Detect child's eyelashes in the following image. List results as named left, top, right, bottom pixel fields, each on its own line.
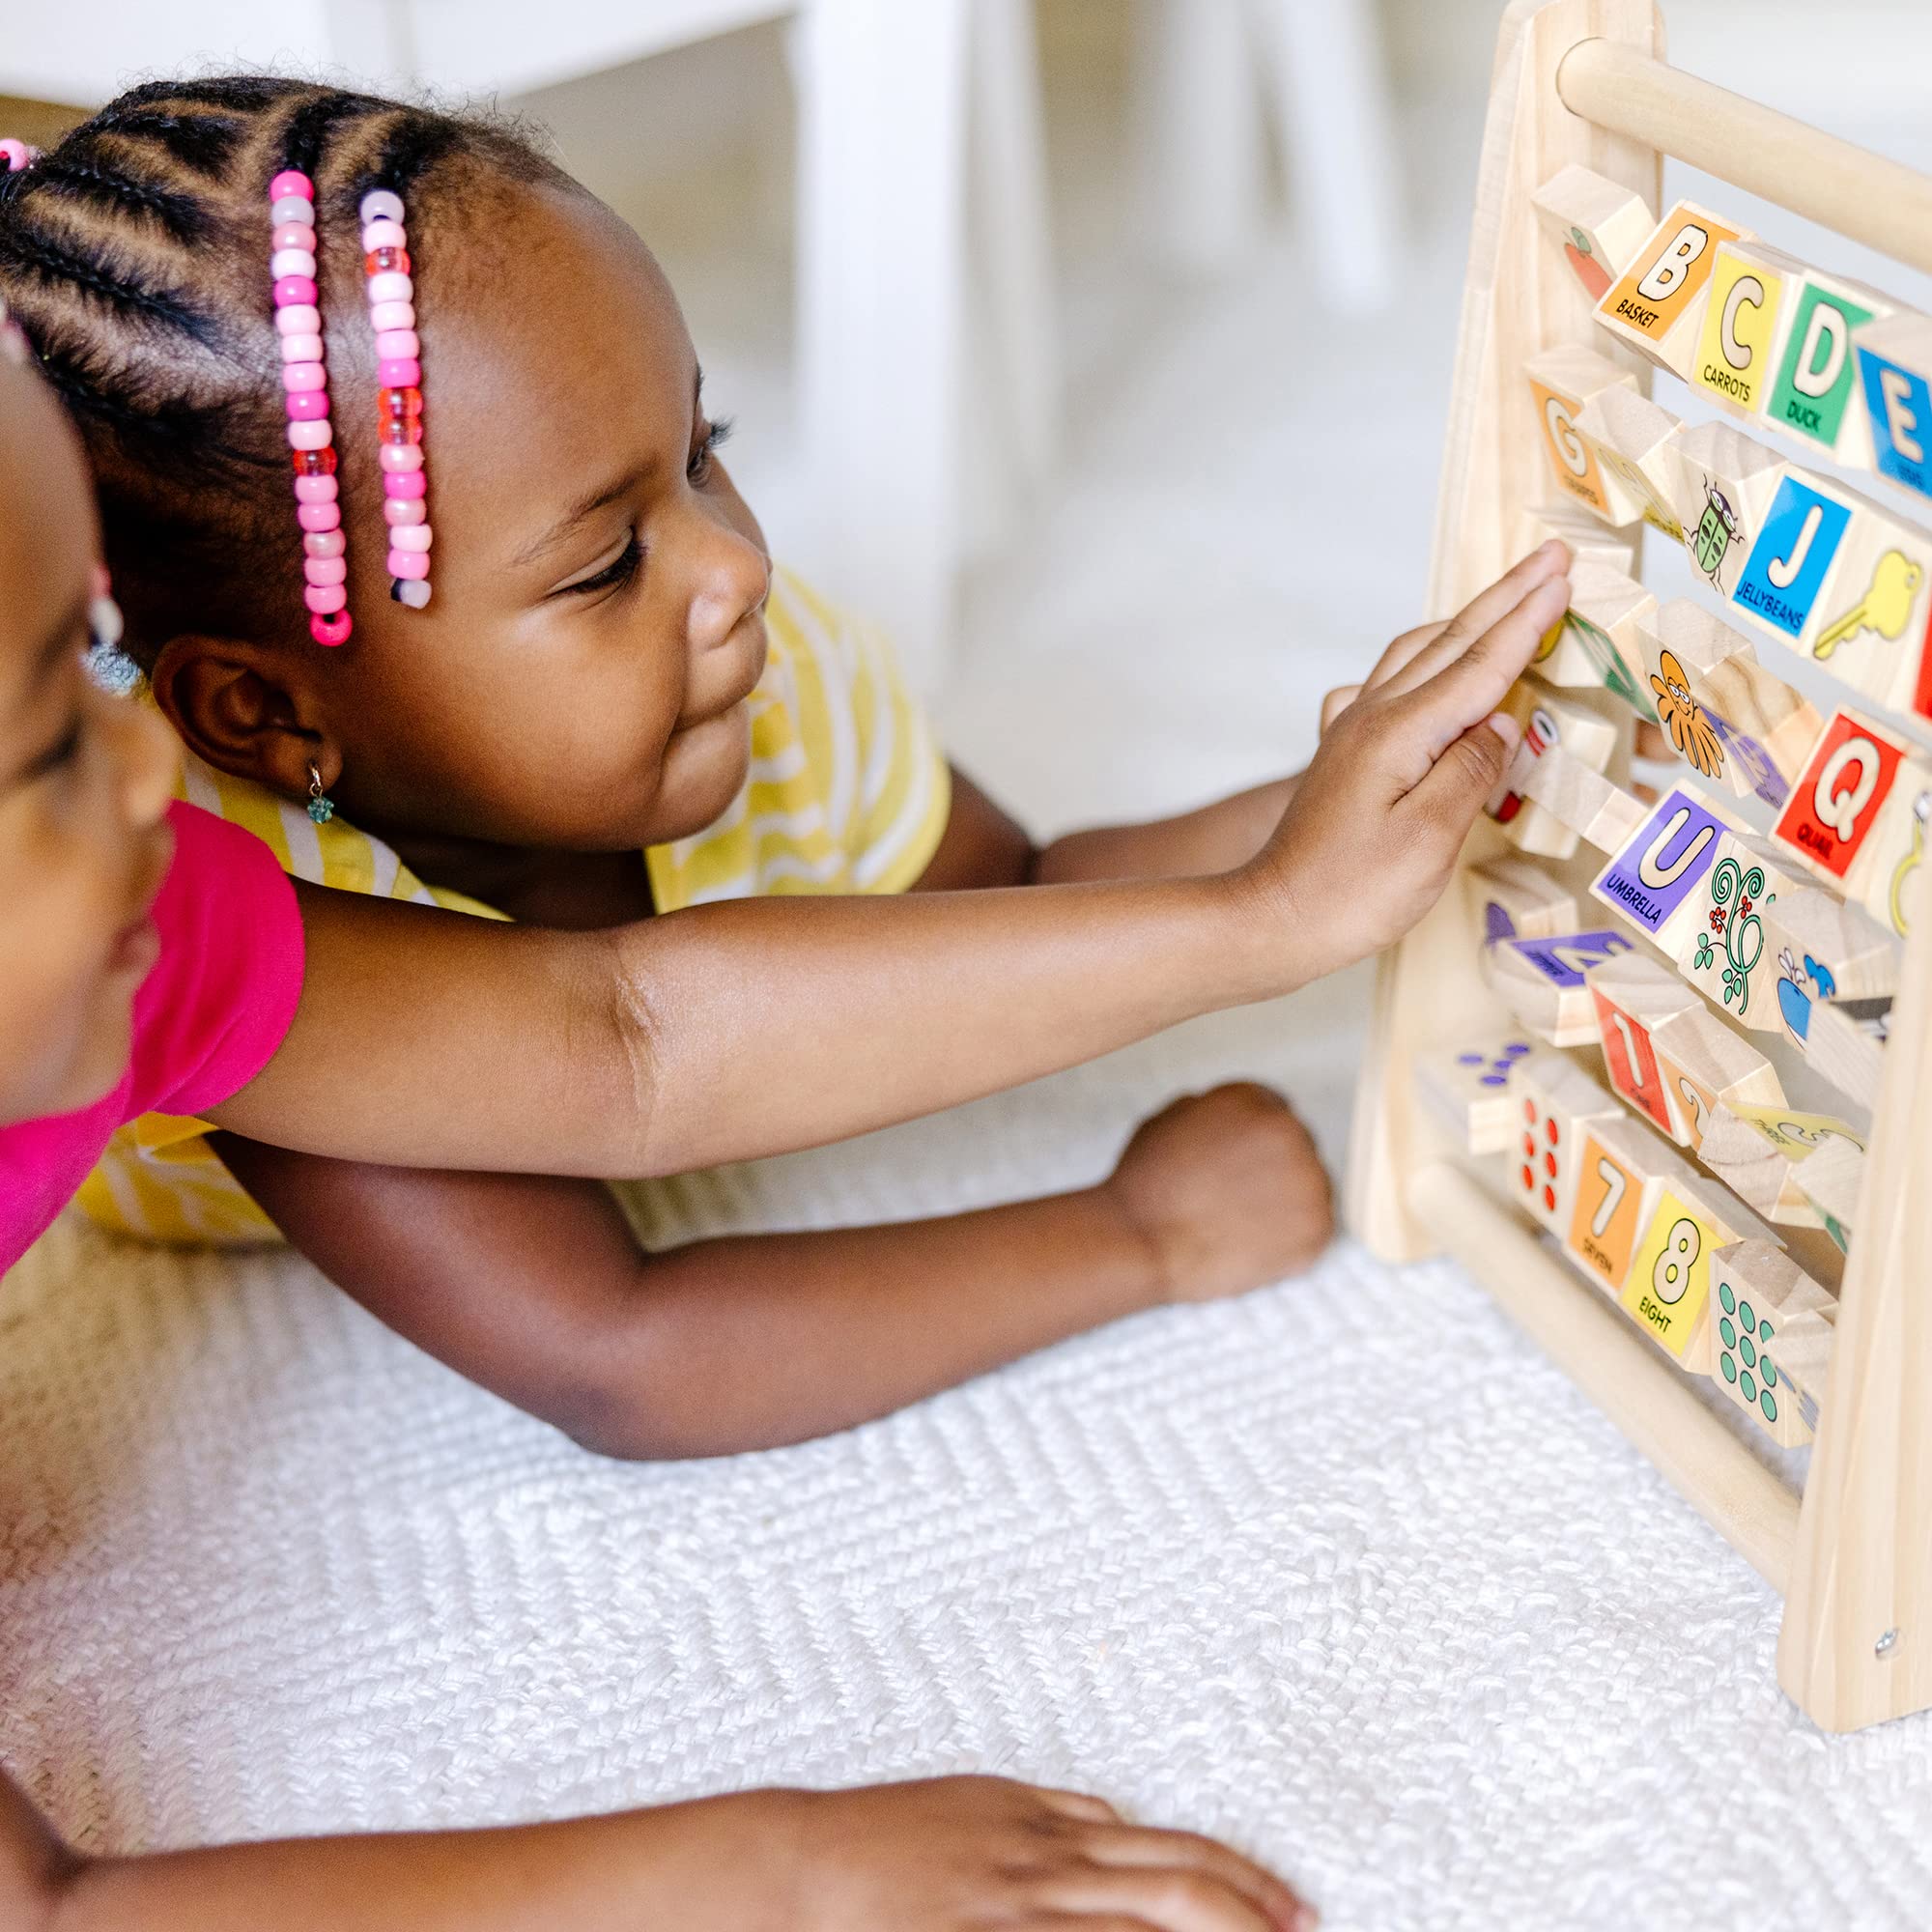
left=23, top=717, right=83, bottom=782
left=560, top=532, right=645, bottom=601
left=689, top=415, right=733, bottom=485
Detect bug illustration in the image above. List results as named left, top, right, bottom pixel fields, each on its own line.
left=1692, top=478, right=1741, bottom=584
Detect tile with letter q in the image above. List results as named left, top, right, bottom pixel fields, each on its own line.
left=1771, top=705, right=1911, bottom=884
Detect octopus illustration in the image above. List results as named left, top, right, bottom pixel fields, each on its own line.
left=1648, top=649, right=1725, bottom=780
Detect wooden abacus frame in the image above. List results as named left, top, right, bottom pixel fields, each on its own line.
left=1349, top=0, right=1932, bottom=1734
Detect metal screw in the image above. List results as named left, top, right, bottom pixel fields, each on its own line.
left=1876, top=1629, right=1900, bottom=1660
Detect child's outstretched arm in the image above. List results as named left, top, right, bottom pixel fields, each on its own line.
left=3, top=1761, right=1313, bottom=1931
left=206, top=545, right=1567, bottom=1180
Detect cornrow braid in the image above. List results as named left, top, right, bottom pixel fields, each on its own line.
left=0, top=75, right=572, bottom=666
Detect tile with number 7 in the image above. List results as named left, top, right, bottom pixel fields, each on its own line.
left=1565, top=1118, right=1659, bottom=1293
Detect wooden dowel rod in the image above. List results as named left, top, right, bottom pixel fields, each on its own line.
left=1556, top=39, right=1932, bottom=277
left=1406, top=1161, right=1799, bottom=1592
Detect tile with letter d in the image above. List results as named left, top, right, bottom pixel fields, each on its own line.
left=1767, top=271, right=1889, bottom=467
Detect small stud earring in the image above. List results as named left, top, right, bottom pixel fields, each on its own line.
left=307, top=764, right=335, bottom=825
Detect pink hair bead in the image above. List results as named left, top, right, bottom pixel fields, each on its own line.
left=366, top=270, right=412, bottom=304
left=303, top=582, right=348, bottom=614
left=287, top=417, right=332, bottom=450
left=361, top=184, right=434, bottom=607
left=310, top=610, right=353, bottom=646
left=270, top=169, right=313, bottom=202
left=302, top=529, right=345, bottom=556
left=384, top=497, right=426, bottom=526
left=369, top=299, right=414, bottom=332
left=1, top=138, right=37, bottom=172
left=297, top=500, right=342, bottom=532
left=376, top=356, right=420, bottom=386
left=303, top=555, right=348, bottom=586
left=270, top=247, right=317, bottom=280
left=373, top=327, right=419, bottom=359
left=275, top=304, right=322, bottom=336
left=387, top=549, right=430, bottom=581
left=282, top=361, right=327, bottom=392
left=270, top=194, right=315, bottom=228
left=285, top=388, right=329, bottom=421
left=272, top=274, right=318, bottom=307
left=359, top=188, right=404, bottom=223
left=294, top=474, right=339, bottom=504
left=271, top=221, right=314, bottom=251
left=361, top=218, right=407, bottom=251
left=393, top=579, right=432, bottom=611
left=279, top=331, right=324, bottom=363
left=378, top=442, right=424, bottom=473
left=389, top=524, right=433, bottom=553
left=384, top=469, right=426, bottom=500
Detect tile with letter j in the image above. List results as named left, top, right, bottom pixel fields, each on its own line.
left=1731, top=473, right=1852, bottom=645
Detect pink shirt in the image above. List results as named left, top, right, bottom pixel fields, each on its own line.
left=1, top=803, right=305, bottom=1270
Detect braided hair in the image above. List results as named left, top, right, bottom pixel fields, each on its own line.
left=0, top=77, right=569, bottom=662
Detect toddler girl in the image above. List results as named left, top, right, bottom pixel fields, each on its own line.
left=0, top=262, right=1568, bottom=1932
left=0, top=80, right=1395, bottom=1459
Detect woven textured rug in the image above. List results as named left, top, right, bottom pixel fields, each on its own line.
left=4, top=999, right=1930, bottom=1932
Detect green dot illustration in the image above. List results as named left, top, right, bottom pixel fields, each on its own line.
left=1761, top=1390, right=1778, bottom=1424
left=1741, top=1333, right=1757, bottom=1371
left=1721, top=1353, right=1739, bottom=1384
left=1719, top=1281, right=1736, bottom=1316
left=1719, top=1316, right=1737, bottom=1350
left=1741, top=1369, right=1757, bottom=1403
left=1761, top=1356, right=1777, bottom=1388
left=1739, top=1299, right=1755, bottom=1330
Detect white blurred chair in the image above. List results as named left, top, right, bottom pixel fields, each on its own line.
left=1, top=0, right=1061, bottom=692
left=1132, top=0, right=1401, bottom=311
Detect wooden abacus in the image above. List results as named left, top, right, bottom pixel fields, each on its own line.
left=1350, top=0, right=1932, bottom=1733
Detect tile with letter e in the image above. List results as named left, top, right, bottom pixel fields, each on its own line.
left=1856, top=311, right=1932, bottom=504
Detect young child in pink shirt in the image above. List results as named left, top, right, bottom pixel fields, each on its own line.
left=0, top=270, right=1565, bottom=1924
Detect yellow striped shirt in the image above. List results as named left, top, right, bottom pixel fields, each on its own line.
left=77, top=569, right=952, bottom=1244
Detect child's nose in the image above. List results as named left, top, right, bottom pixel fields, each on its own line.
left=687, top=529, right=771, bottom=652
left=108, top=697, right=180, bottom=831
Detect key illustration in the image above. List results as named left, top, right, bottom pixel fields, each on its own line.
left=1814, top=548, right=1924, bottom=661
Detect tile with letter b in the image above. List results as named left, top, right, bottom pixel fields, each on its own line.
left=1596, top=201, right=1752, bottom=382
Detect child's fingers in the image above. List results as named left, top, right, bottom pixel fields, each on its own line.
left=1402, top=711, right=1521, bottom=835
left=1319, top=684, right=1362, bottom=737
left=1634, top=720, right=1670, bottom=761
left=1393, top=573, right=1571, bottom=759
left=1376, top=543, right=1570, bottom=701
left=1360, top=619, right=1449, bottom=696
left=1029, top=1787, right=1124, bottom=1825
left=1074, top=1826, right=1311, bottom=1931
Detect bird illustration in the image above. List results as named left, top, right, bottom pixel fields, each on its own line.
left=1814, top=549, right=1923, bottom=661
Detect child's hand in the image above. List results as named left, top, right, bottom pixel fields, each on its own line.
left=1247, top=544, right=1572, bottom=980
left=781, top=1776, right=1314, bottom=1931
left=1107, top=1083, right=1333, bottom=1301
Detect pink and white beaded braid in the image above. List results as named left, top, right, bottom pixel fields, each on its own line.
left=359, top=188, right=432, bottom=608
left=270, top=167, right=354, bottom=646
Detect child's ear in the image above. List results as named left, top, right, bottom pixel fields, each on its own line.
left=148, top=635, right=337, bottom=800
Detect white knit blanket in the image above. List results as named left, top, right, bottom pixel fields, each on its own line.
left=5, top=1002, right=1931, bottom=1932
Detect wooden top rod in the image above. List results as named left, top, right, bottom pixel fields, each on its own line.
left=1557, top=39, right=1932, bottom=279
